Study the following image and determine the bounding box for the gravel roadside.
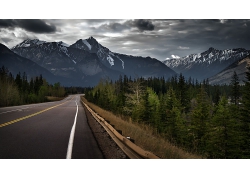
[83,105,127,159]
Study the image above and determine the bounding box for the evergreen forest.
[85,67,250,158]
[0,66,66,107]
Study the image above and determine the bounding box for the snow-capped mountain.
[163,47,250,81]
[12,37,176,86]
[70,37,176,78]
[11,39,124,86]
[209,55,250,85]
[70,36,125,70]
[12,39,46,48]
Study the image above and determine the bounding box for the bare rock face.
[209,55,250,85]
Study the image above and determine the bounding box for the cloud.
[16,20,56,33]
[0,19,57,33]
[97,19,155,33]
[98,22,130,32]
[0,19,16,28]
[178,46,190,50]
[131,19,155,31]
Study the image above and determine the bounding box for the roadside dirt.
[84,106,127,159]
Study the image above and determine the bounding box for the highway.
[0,95,103,159]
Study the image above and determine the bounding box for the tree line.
[85,68,250,158]
[0,66,66,107]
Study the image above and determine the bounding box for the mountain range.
[10,37,176,86]
[163,47,250,82]
[1,36,249,86]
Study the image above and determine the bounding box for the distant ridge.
[163,47,250,81]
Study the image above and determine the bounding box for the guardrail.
[81,99,160,159]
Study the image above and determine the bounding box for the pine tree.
[178,73,189,112]
[230,71,240,106]
[190,85,212,154]
[214,86,221,105]
[15,72,22,92]
[142,89,151,123]
[164,87,187,144]
[158,93,169,133]
[124,78,145,117]
[206,96,241,158]
[0,67,21,106]
[240,66,250,158]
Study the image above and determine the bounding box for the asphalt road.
[0,95,103,159]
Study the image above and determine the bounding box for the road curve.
[0,95,103,159]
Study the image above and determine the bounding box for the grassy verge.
[81,96,201,159]
[46,96,65,102]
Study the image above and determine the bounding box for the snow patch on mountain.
[82,39,92,50]
[59,45,70,57]
[22,44,30,47]
[116,55,124,69]
[171,55,180,59]
[109,51,115,56]
[107,55,114,66]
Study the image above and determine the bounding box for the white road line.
[66,100,78,159]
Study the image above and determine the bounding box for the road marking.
[0,96,75,128]
[66,100,78,159]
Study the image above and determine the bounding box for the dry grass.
[82,97,201,159]
[46,96,65,102]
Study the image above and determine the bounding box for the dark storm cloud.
[0,19,57,33]
[97,19,155,33]
[133,19,155,31]
[0,19,17,28]
[16,20,56,33]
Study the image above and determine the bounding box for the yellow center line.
[0,96,75,128]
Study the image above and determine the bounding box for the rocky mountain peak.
[12,39,46,49]
[208,47,215,51]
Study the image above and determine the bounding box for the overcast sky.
[1,0,250,61]
[1,19,250,61]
